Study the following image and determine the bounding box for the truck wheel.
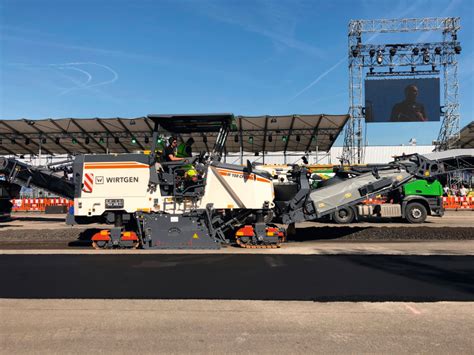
[332,207,355,224]
[405,202,427,224]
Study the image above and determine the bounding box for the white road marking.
[404,303,422,315]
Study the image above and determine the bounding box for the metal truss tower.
[343,17,462,164]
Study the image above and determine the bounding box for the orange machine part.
[91,230,111,241]
[235,225,255,237]
[121,231,139,241]
[266,227,284,237]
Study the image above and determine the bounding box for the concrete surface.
[1,240,474,255]
[1,299,473,354]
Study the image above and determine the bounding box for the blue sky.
[0,0,472,146]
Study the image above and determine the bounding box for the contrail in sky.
[49,62,118,95]
[287,57,346,103]
[57,66,93,95]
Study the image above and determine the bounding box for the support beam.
[238,116,244,164]
[22,119,72,155]
[95,119,129,153]
[48,119,92,154]
[305,115,323,152]
[0,121,43,155]
[283,115,297,154]
[0,135,21,155]
[261,116,270,164]
[116,118,145,151]
[70,119,107,153]
[143,117,153,132]
[142,117,156,148]
[261,116,269,157]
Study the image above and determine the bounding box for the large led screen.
[365,78,440,123]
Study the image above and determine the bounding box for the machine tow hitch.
[234,224,286,249]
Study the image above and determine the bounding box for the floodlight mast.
[342,17,461,164]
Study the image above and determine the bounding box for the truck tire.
[332,207,355,224]
[404,202,427,224]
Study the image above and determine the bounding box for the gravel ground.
[289,226,474,241]
[0,228,97,249]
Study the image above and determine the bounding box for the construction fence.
[12,198,73,212]
[442,196,474,210]
[10,196,474,212]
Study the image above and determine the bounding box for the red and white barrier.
[10,196,474,212]
[11,198,73,212]
[442,196,474,210]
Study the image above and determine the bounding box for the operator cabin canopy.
[0,113,349,156]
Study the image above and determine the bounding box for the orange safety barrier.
[11,198,73,212]
[442,196,474,210]
[10,196,473,212]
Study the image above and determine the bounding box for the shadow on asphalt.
[68,229,99,247]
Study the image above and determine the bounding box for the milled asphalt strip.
[1,254,473,300]
[1,240,474,255]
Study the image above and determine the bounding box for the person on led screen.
[390,84,428,122]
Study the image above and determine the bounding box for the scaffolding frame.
[343,17,461,164]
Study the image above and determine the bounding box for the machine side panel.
[198,166,274,209]
[309,170,412,216]
[141,214,220,249]
[75,155,155,216]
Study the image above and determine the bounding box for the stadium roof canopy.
[0,114,349,156]
[459,121,474,148]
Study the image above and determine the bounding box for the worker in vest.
[175,138,198,180]
[176,137,194,158]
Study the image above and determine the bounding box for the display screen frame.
[364,77,441,123]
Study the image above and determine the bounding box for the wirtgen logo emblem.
[95,176,104,184]
[82,173,94,193]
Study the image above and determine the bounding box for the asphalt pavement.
[1,254,473,301]
[2,211,473,353]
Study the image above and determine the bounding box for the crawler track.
[235,237,281,249]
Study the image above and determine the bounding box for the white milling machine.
[68,114,284,249]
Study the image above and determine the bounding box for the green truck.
[276,153,450,225]
[346,178,444,224]
[301,164,444,224]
